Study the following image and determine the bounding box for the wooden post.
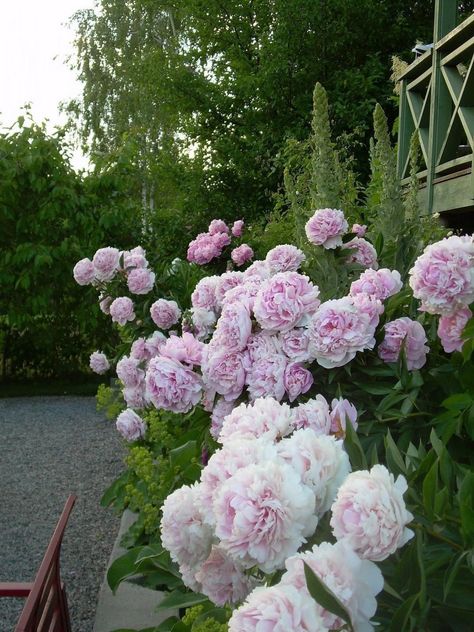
[426,0,458,213]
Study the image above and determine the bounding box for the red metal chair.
[0,495,76,632]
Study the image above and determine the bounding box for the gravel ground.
[0,396,125,632]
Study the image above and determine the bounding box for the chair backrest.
[15,495,76,632]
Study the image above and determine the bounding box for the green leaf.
[303,563,353,629]
[442,393,472,410]
[443,552,468,601]
[169,441,198,469]
[154,590,209,613]
[384,429,406,475]
[458,472,474,547]
[422,459,438,521]
[107,548,141,593]
[343,417,367,470]
[388,594,418,632]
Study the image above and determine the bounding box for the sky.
[0,0,96,170]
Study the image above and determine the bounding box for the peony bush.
[75,208,474,631]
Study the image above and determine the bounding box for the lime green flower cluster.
[182,606,228,632]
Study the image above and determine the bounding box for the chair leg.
[60,585,73,632]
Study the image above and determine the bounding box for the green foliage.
[96,383,125,420]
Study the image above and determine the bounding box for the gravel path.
[0,396,125,632]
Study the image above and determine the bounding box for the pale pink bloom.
[202,347,249,401]
[254,272,320,333]
[73,258,94,285]
[92,247,120,281]
[246,352,287,401]
[350,268,402,301]
[191,276,220,310]
[213,231,232,250]
[161,484,213,567]
[350,292,384,329]
[145,356,202,413]
[116,355,145,387]
[179,564,202,593]
[265,245,306,274]
[123,384,147,409]
[330,464,414,561]
[243,259,271,282]
[228,583,325,632]
[343,237,378,269]
[211,301,252,352]
[187,232,222,265]
[291,396,332,435]
[218,397,292,444]
[196,545,256,606]
[222,281,261,311]
[214,461,317,572]
[89,351,109,374]
[283,363,313,402]
[307,297,376,368]
[122,246,148,269]
[351,223,367,237]
[209,219,230,235]
[282,540,383,632]
[246,332,283,363]
[305,208,348,249]
[215,271,245,306]
[198,440,277,526]
[378,317,428,370]
[116,409,146,441]
[438,306,472,353]
[231,219,245,237]
[130,337,149,361]
[210,398,235,439]
[109,297,135,325]
[231,244,254,267]
[99,295,112,314]
[150,299,181,329]
[160,332,205,367]
[190,307,217,340]
[280,328,311,362]
[126,267,155,294]
[144,331,166,357]
[330,397,358,436]
[409,235,474,315]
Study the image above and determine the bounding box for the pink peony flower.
[89,351,109,374]
[211,301,252,352]
[282,540,383,631]
[305,208,348,249]
[246,352,288,401]
[307,297,376,368]
[123,384,147,409]
[187,232,222,265]
[145,356,202,413]
[351,223,367,237]
[280,328,311,362]
[213,231,231,250]
[265,245,306,274]
[159,332,205,367]
[438,306,472,353]
[190,307,217,340]
[109,297,135,325]
[350,292,384,329]
[116,355,145,387]
[191,276,220,310]
[283,363,313,402]
[196,545,256,606]
[99,294,112,314]
[214,461,317,572]
[116,409,146,441]
[231,219,245,237]
[122,246,148,270]
[291,396,332,435]
[92,247,120,281]
[144,331,166,357]
[350,268,402,301]
[330,397,358,437]
[378,317,429,370]
[126,267,155,294]
[73,258,94,285]
[218,397,292,444]
[222,281,261,312]
[130,337,149,361]
[330,464,414,561]
[409,235,474,315]
[208,219,230,235]
[254,272,320,333]
[228,583,324,632]
[202,347,249,401]
[215,271,245,306]
[246,331,283,362]
[150,299,181,329]
[277,430,350,516]
[161,484,213,568]
[343,237,379,269]
[243,259,271,282]
[210,398,236,439]
[231,244,254,267]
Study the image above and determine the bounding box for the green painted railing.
[397,1,474,215]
